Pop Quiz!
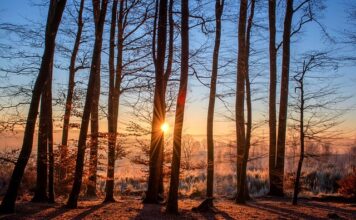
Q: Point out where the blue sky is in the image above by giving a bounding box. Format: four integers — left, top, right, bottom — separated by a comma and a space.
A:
0, 0, 355, 141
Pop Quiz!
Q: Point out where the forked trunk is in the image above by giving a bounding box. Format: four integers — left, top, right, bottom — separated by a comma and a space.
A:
66, 0, 108, 209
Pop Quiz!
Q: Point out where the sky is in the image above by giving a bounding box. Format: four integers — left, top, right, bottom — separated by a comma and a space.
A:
0, 0, 355, 148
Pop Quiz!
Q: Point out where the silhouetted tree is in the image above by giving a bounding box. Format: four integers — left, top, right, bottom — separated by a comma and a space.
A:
144, 0, 168, 204
236, 0, 255, 204
268, 0, 278, 196
291, 52, 345, 205
235, 0, 247, 203
66, 0, 108, 209
60, 0, 86, 184
166, 0, 189, 214
0, 0, 67, 213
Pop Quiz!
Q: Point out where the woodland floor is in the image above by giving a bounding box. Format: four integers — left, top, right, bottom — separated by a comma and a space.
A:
0, 196, 355, 220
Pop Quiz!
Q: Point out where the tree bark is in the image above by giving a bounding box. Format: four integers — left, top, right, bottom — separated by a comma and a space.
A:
86, 73, 100, 197
32, 79, 50, 203
0, 0, 67, 213
237, 0, 255, 203
144, 0, 168, 204
60, 0, 85, 183
268, 0, 279, 196
235, 0, 247, 204
236, 0, 254, 203
66, 0, 108, 209
275, 0, 293, 197
166, 0, 189, 214
105, 0, 124, 202
206, 0, 224, 202
47, 76, 55, 203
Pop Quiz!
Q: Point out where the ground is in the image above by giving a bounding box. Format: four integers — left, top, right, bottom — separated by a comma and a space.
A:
0, 196, 355, 220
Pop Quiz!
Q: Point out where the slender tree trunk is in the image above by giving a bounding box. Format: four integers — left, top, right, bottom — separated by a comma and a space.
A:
275, 0, 293, 197
268, 0, 279, 196
197, 0, 224, 209
293, 73, 304, 205
60, 0, 85, 183
105, 0, 118, 202
235, 0, 247, 204
144, 0, 168, 204
66, 0, 108, 209
105, 0, 124, 202
166, 0, 189, 214
86, 74, 100, 197
0, 0, 67, 213
237, 0, 255, 203
236, 0, 255, 203
158, 0, 175, 198
206, 0, 223, 200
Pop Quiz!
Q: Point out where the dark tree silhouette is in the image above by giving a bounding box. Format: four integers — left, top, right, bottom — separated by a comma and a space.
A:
0, 0, 67, 213
236, 0, 255, 204
166, 0, 189, 214
32, 76, 51, 203
194, 0, 224, 211
144, 0, 168, 204
66, 0, 108, 209
235, 0, 247, 203
274, 0, 293, 197
268, 0, 279, 196
60, 0, 86, 183
291, 52, 345, 205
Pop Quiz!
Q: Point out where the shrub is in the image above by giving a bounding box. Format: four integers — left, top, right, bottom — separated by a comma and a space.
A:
338, 169, 356, 198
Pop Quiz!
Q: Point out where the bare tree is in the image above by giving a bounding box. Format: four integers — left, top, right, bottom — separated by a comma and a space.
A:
166, 0, 189, 214
66, 0, 108, 209
236, 0, 255, 203
144, 0, 168, 204
0, 0, 67, 213
60, 0, 86, 185
269, 0, 326, 196
291, 52, 345, 205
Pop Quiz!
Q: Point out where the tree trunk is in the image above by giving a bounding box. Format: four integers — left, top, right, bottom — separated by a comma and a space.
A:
45, 68, 55, 203
268, 0, 279, 196
293, 71, 305, 205
275, 0, 293, 197
206, 0, 224, 203
105, 0, 124, 203
32, 80, 50, 203
60, 0, 85, 183
166, 0, 189, 214
236, 0, 255, 203
144, 0, 168, 204
237, 0, 255, 203
66, 0, 108, 209
0, 0, 67, 213
86, 73, 100, 197
235, 0, 247, 204
157, 0, 175, 198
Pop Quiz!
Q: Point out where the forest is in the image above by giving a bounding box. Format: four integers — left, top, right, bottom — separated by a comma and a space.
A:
0, 0, 355, 219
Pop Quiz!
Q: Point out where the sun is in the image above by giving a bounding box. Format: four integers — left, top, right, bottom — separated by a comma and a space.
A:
161, 122, 169, 133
